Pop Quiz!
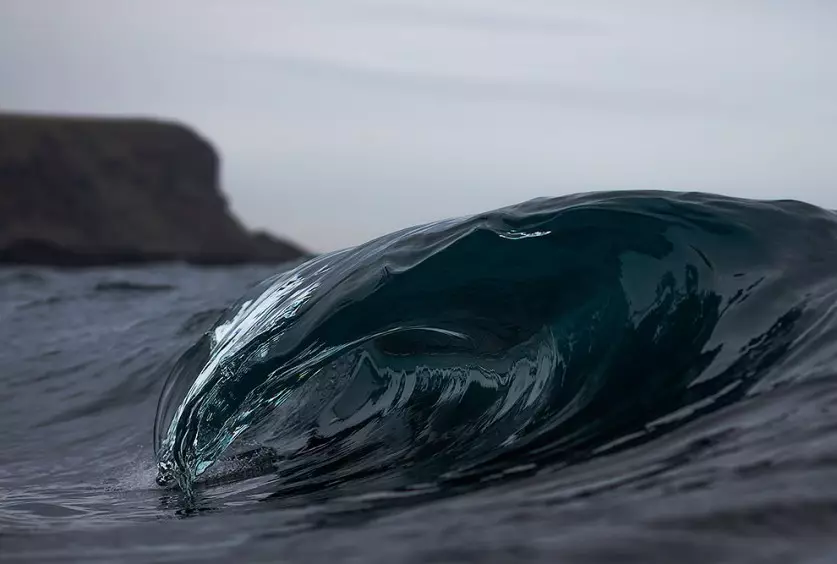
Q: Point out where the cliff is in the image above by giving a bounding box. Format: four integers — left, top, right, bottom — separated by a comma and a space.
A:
0, 114, 307, 266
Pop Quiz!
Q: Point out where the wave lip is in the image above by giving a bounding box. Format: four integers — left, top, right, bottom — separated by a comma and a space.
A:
153, 191, 837, 497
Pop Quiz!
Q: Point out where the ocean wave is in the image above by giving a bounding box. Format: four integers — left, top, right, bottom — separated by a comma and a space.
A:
153, 191, 837, 499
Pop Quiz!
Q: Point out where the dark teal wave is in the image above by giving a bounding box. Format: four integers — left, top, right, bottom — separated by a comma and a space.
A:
153, 191, 837, 495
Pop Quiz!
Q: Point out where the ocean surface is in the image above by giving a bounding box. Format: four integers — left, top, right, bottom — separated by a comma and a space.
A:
5, 191, 837, 563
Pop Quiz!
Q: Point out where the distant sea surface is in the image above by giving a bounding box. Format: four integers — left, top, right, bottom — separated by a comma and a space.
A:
5, 191, 837, 563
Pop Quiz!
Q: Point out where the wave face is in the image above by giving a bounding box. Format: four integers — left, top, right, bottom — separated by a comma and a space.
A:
153, 191, 837, 497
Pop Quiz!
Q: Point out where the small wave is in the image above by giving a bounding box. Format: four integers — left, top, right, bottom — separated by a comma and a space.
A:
0, 270, 48, 286
94, 281, 177, 293
153, 191, 837, 500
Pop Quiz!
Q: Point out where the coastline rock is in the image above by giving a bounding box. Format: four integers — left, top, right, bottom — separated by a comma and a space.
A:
0, 113, 307, 266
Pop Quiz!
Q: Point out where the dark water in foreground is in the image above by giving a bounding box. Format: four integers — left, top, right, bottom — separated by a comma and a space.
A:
5, 191, 837, 563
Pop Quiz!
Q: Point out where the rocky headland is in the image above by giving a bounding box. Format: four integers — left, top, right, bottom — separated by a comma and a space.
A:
0, 113, 306, 266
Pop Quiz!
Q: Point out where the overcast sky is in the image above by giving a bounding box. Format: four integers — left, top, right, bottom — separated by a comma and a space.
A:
1, 1, 835, 251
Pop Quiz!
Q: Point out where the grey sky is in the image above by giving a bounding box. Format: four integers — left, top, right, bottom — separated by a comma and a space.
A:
2, 1, 835, 251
